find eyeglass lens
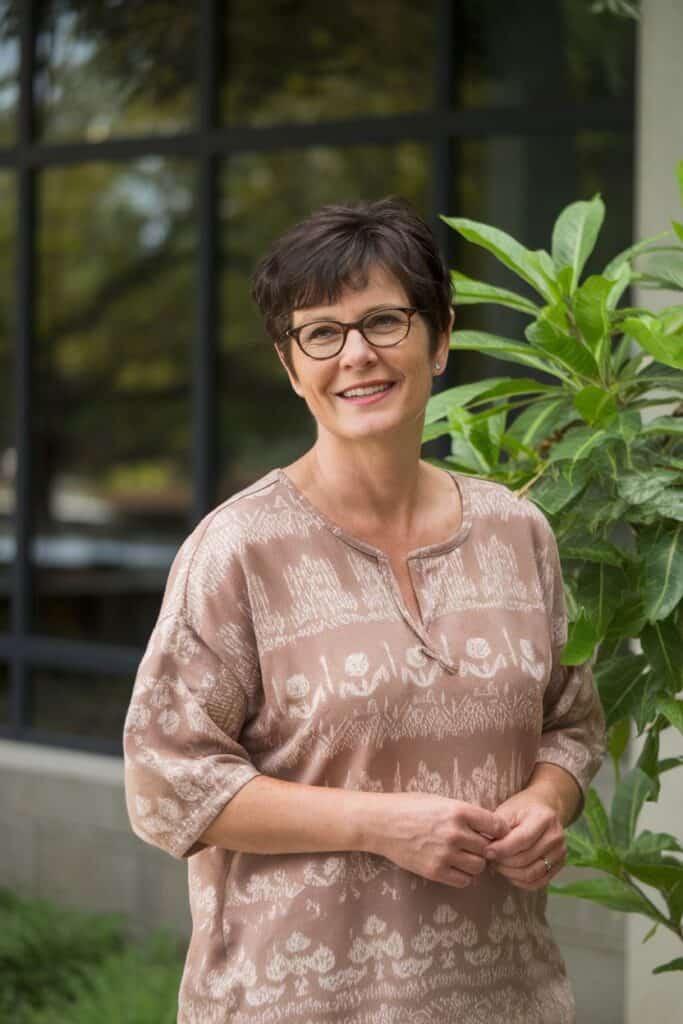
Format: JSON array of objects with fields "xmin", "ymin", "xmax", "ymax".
[{"xmin": 298, "ymin": 308, "xmax": 411, "ymax": 357}]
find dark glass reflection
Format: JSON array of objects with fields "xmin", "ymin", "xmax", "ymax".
[
  {"xmin": 452, "ymin": 0, "xmax": 635, "ymax": 109},
  {"xmin": 35, "ymin": 1, "xmax": 197, "ymax": 141},
  {"xmin": 0, "ymin": 172, "xmax": 14, "ymax": 633},
  {"xmin": 221, "ymin": 0, "xmax": 436, "ymax": 125},
  {"xmin": 218, "ymin": 143, "xmax": 431, "ymax": 496},
  {"xmin": 30, "ymin": 667, "xmax": 131, "ymax": 742},
  {"xmin": 450, "ymin": 131, "xmax": 634, "ymax": 381},
  {"xmin": 0, "ymin": 661, "xmax": 8, "ymax": 721},
  {"xmin": 34, "ymin": 159, "xmax": 196, "ymax": 646},
  {"xmin": 0, "ymin": 2, "xmax": 19, "ymax": 145}
]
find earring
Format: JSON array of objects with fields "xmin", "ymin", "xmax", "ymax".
[{"xmin": 434, "ymin": 362, "xmax": 441, "ymax": 371}]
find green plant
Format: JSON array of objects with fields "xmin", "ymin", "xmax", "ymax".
[
  {"xmin": 20, "ymin": 932, "xmax": 183, "ymax": 1024},
  {"xmin": 0, "ymin": 886, "xmax": 184, "ymax": 1023},
  {"xmin": 426, "ymin": 162, "xmax": 683, "ymax": 974}
]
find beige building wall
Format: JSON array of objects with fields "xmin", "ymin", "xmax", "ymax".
[{"xmin": 627, "ymin": 3, "xmax": 683, "ymax": 1021}]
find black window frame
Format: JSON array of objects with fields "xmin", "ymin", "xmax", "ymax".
[{"xmin": 0, "ymin": 0, "xmax": 635, "ymax": 755}]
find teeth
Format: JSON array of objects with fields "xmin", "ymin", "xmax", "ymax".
[{"xmin": 341, "ymin": 383, "xmax": 393, "ymax": 398}]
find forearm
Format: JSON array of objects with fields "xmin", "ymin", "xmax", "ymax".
[
  {"xmin": 526, "ymin": 762, "xmax": 583, "ymax": 827},
  {"xmin": 197, "ymin": 774, "xmax": 384, "ymax": 855}
]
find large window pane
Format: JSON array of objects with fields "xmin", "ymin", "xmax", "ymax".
[
  {"xmin": 30, "ymin": 667, "xmax": 130, "ymax": 743},
  {"xmin": 221, "ymin": 1, "xmax": 436, "ymax": 126},
  {"xmin": 218, "ymin": 143, "xmax": 431, "ymax": 495},
  {"xmin": 34, "ymin": 159, "xmax": 195, "ymax": 646},
  {"xmin": 450, "ymin": 131, "xmax": 634, "ymax": 382},
  {"xmin": 0, "ymin": 171, "xmax": 14, "ymax": 633},
  {"xmin": 453, "ymin": 0, "xmax": 635, "ymax": 109},
  {"xmin": 35, "ymin": 1, "xmax": 198, "ymax": 141},
  {"xmin": 0, "ymin": 1, "xmax": 19, "ymax": 145}
]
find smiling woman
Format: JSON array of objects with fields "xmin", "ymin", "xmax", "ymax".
[{"xmin": 123, "ymin": 196, "xmax": 606, "ymax": 1024}]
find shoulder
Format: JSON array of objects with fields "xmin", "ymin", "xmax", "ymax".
[
  {"xmin": 458, "ymin": 471, "xmax": 548, "ymax": 532},
  {"xmin": 161, "ymin": 468, "xmax": 286, "ymax": 626}
]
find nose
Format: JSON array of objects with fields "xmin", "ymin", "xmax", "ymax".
[{"xmin": 339, "ymin": 326, "xmax": 379, "ymax": 366}]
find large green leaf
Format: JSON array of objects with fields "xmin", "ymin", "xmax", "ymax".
[
  {"xmin": 526, "ymin": 319, "xmax": 600, "ymax": 379},
  {"xmin": 603, "ymin": 229, "xmax": 675, "ymax": 279},
  {"xmin": 623, "ymin": 857, "xmax": 683, "ymax": 890},
  {"xmin": 546, "ymin": 426, "xmax": 608, "ymax": 464},
  {"xmin": 638, "ymin": 251, "xmax": 683, "ymax": 291},
  {"xmin": 529, "ymin": 460, "xmax": 593, "ymax": 513},
  {"xmin": 595, "ymin": 653, "xmax": 649, "ymax": 727},
  {"xmin": 548, "ymin": 877, "xmax": 656, "ymax": 915},
  {"xmin": 611, "ymin": 766, "xmax": 656, "ymax": 850},
  {"xmin": 573, "ymin": 385, "xmax": 618, "ymax": 427},
  {"xmin": 558, "ymin": 533, "xmax": 629, "ymax": 568},
  {"xmin": 440, "ymin": 216, "xmax": 557, "ymax": 301},
  {"xmin": 641, "ymin": 415, "xmax": 683, "ymax": 437},
  {"xmin": 583, "ymin": 787, "xmax": 613, "ymax": 848},
  {"xmin": 640, "ymin": 620, "xmax": 683, "ymax": 693},
  {"xmin": 449, "ymin": 330, "xmax": 566, "ymax": 378},
  {"xmin": 656, "ymin": 697, "xmax": 683, "ymax": 736},
  {"xmin": 638, "ymin": 523, "xmax": 683, "ymax": 621},
  {"xmin": 563, "ymin": 608, "xmax": 600, "ymax": 664},
  {"xmin": 653, "ymin": 958, "xmax": 683, "ymax": 974},
  {"xmin": 449, "ymin": 270, "xmax": 540, "ymax": 314},
  {"xmin": 506, "ymin": 398, "xmax": 576, "ymax": 447},
  {"xmin": 629, "ymin": 830, "xmax": 683, "ymax": 857},
  {"xmin": 551, "ymin": 195, "xmax": 605, "ymax": 293},
  {"xmin": 425, "ymin": 379, "xmax": 514, "ymax": 424},
  {"xmin": 623, "ymin": 317, "xmax": 683, "ymax": 369},
  {"xmin": 617, "ymin": 468, "xmax": 680, "ymax": 506}
]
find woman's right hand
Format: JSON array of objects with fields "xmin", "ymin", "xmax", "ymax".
[{"xmin": 367, "ymin": 792, "xmax": 510, "ymax": 888}]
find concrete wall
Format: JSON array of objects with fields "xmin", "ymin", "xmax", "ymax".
[
  {"xmin": 627, "ymin": 2, "xmax": 683, "ymax": 1020},
  {"xmin": 1, "ymin": 738, "xmax": 624, "ymax": 1022}
]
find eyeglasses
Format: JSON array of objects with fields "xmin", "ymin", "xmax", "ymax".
[{"xmin": 283, "ymin": 306, "xmax": 426, "ymax": 360}]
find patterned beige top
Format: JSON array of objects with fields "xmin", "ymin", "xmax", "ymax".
[{"xmin": 123, "ymin": 466, "xmax": 606, "ymax": 1024}]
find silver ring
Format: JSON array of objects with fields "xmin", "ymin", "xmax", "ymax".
[{"xmin": 543, "ymin": 856, "xmax": 553, "ymax": 873}]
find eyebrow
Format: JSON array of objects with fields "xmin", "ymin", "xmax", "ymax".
[{"xmin": 294, "ymin": 302, "xmax": 403, "ymax": 324}]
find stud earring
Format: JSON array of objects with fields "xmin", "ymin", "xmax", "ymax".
[{"xmin": 434, "ymin": 362, "xmax": 441, "ymax": 371}]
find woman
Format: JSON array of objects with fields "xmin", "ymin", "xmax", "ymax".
[{"xmin": 123, "ymin": 196, "xmax": 606, "ymax": 1024}]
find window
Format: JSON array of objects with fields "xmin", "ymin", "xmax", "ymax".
[{"xmin": 0, "ymin": 1, "xmax": 636, "ymax": 754}]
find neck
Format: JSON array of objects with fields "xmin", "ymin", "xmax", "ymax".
[{"xmin": 299, "ymin": 432, "xmax": 430, "ymax": 536}]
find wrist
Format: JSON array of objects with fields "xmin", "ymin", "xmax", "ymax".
[
  {"xmin": 526, "ymin": 763, "xmax": 581, "ymax": 828},
  {"xmin": 354, "ymin": 791, "xmax": 393, "ymax": 857}
]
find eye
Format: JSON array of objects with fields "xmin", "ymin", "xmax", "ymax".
[
  {"xmin": 309, "ymin": 325, "xmax": 336, "ymax": 339},
  {"xmin": 365, "ymin": 311, "xmax": 402, "ymax": 330}
]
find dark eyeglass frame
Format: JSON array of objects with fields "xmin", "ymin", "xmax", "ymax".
[{"xmin": 282, "ymin": 306, "xmax": 427, "ymax": 360}]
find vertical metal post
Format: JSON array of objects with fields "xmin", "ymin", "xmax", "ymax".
[
  {"xmin": 430, "ymin": 0, "xmax": 456, "ymax": 461},
  {"xmin": 194, "ymin": 0, "xmax": 219, "ymax": 522},
  {"xmin": 11, "ymin": 0, "xmax": 37, "ymax": 737}
]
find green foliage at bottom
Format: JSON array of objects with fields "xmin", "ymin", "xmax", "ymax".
[{"xmin": 0, "ymin": 887, "xmax": 184, "ymax": 1024}]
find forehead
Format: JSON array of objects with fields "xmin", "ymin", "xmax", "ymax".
[{"xmin": 291, "ymin": 264, "xmax": 410, "ymax": 325}]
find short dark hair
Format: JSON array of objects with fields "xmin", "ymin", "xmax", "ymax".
[{"xmin": 250, "ymin": 196, "xmax": 454, "ymax": 375}]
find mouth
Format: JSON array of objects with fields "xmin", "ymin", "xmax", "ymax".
[{"xmin": 335, "ymin": 381, "xmax": 398, "ymax": 405}]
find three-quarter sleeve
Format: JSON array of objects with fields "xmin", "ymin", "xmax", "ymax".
[
  {"xmin": 123, "ymin": 526, "xmax": 263, "ymax": 860},
  {"xmin": 534, "ymin": 512, "xmax": 607, "ymax": 824}
]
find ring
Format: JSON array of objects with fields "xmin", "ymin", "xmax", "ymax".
[{"xmin": 543, "ymin": 856, "xmax": 553, "ymax": 873}]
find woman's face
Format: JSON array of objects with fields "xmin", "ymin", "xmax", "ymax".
[{"xmin": 276, "ymin": 263, "xmax": 453, "ymax": 444}]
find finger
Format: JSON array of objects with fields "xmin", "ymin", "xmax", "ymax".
[
  {"xmin": 490, "ymin": 834, "xmax": 565, "ymax": 870},
  {"xmin": 443, "ymin": 866, "xmax": 475, "ymax": 888},
  {"xmin": 485, "ymin": 818, "xmax": 549, "ymax": 859},
  {"xmin": 490, "ymin": 856, "xmax": 564, "ymax": 888},
  {"xmin": 450, "ymin": 850, "xmax": 487, "ymax": 875},
  {"xmin": 463, "ymin": 805, "xmax": 510, "ymax": 841}
]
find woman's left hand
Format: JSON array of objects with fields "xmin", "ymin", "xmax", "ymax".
[{"xmin": 482, "ymin": 790, "xmax": 567, "ymax": 890}]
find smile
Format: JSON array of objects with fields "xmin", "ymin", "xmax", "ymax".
[{"xmin": 336, "ymin": 381, "xmax": 397, "ymax": 405}]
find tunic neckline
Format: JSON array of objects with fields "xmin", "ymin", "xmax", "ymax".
[{"xmin": 275, "ymin": 465, "xmax": 472, "ymax": 562}]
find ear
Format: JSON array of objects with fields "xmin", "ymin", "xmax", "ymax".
[
  {"xmin": 274, "ymin": 343, "xmax": 304, "ymax": 396},
  {"xmin": 433, "ymin": 307, "xmax": 454, "ymax": 374}
]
